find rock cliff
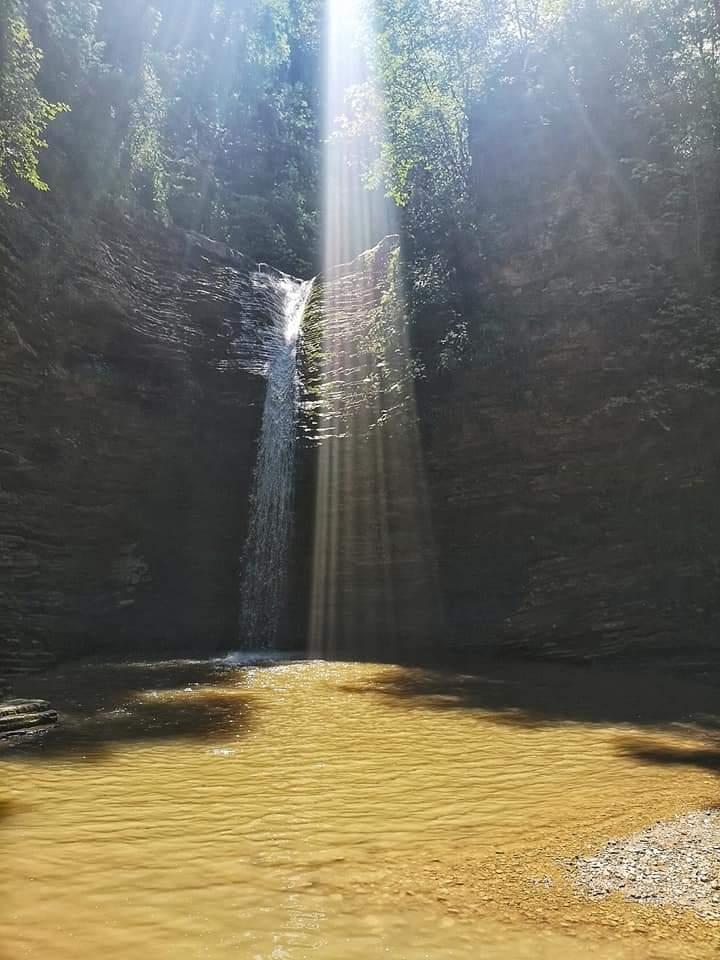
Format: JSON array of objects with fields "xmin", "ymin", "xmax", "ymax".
[{"xmin": 0, "ymin": 194, "xmax": 278, "ymax": 690}]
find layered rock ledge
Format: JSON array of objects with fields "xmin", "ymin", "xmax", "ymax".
[{"xmin": 0, "ymin": 699, "xmax": 58, "ymax": 737}]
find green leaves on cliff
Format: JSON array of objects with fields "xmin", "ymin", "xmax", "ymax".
[
  {"xmin": 335, "ymin": 0, "xmax": 720, "ymax": 364},
  {"xmin": 0, "ymin": 9, "xmax": 69, "ymax": 200},
  {"xmin": 360, "ymin": 0, "xmax": 497, "ymax": 208},
  {"xmin": 4, "ymin": 0, "xmax": 720, "ymax": 299},
  {"xmin": 0, "ymin": 0, "xmax": 321, "ymax": 273}
]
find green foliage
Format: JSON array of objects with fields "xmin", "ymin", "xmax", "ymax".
[
  {"xmin": 363, "ymin": 0, "xmax": 497, "ymax": 207},
  {"xmin": 0, "ymin": 0, "xmax": 321, "ymax": 271},
  {"xmin": 0, "ymin": 9, "xmax": 69, "ymax": 200},
  {"xmin": 127, "ymin": 59, "xmax": 169, "ymax": 212},
  {"xmin": 335, "ymin": 0, "xmax": 720, "ymax": 364},
  {"xmin": 4, "ymin": 0, "xmax": 720, "ymax": 314}
]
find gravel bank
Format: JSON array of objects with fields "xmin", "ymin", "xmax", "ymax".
[{"xmin": 574, "ymin": 810, "xmax": 720, "ymax": 920}]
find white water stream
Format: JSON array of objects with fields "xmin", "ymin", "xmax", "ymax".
[{"xmin": 239, "ymin": 275, "xmax": 313, "ymax": 647}]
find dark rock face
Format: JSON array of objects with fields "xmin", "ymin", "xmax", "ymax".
[
  {"xmin": 4, "ymin": 192, "xmax": 720, "ymax": 680},
  {"xmin": 0, "ymin": 196, "xmax": 274, "ymax": 690},
  {"xmin": 418, "ymin": 295, "xmax": 720, "ymax": 662},
  {"xmin": 296, "ymin": 239, "xmax": 442, "ymax": 661},
  {"xmin": 298, "ymin": 237, "xmax": 720, "ymax": 664},
  {"xmin": 428, "ymin": 79, "xmax": 720, "ymax": 661}
]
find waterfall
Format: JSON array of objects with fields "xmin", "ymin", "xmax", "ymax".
[{"xmin": 239, "ymin": 274, "xmax": 313, "ymax": 648}]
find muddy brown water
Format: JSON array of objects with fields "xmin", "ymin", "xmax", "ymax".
[{"xmin": 2, "ymin": 656, "xmax": 719, "ymax": 959}]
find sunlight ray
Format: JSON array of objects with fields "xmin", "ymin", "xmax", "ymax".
[{"xmin": 309, "ymin": 0, "xmax": 441, "ymax": 660}]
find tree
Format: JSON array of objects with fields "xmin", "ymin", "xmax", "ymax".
[
  {"xmin": 0, "ymin": 0, "xmax": 324, "ymax": 270},
  {"xmin": 0, "ymin": 4, "xmax": 68, "ymax": 200}
]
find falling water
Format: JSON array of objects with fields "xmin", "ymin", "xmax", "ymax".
[{"xmin": 239, "ymin": 274, "xmax": 313, "ymax": 648}]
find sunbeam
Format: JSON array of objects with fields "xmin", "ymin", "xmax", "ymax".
[{"xmin": 309, "ymin": 0, "xmax": 442, "ymax": 660}]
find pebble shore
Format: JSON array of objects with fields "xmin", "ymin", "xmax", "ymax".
[{"xmin": 574, "ymin": 810, "xmax": 720, "ymax": 920}]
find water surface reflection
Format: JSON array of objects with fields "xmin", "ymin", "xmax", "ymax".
[{"xmin": 2, "ymin": 657, "xmax": 718, "ymax": 959}]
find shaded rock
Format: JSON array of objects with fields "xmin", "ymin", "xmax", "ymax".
[
  {"xmin": 0, "ymin": 699, "xmax": 58, "ymax": 736},
  {"xmin": 0, "ymin": 194, "xmax": 290, "ymax": 690}
]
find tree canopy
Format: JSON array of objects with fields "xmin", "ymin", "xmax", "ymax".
[
  {"xmin": 1, "ymin": 0, "xmax": 322, "ymax": 274},
  {"xmin": 2, "ymin": 0, "xmax": 720, "ymax": 325},
  {"xmin": 0, "ymin": 4, "xmax": 68, "ymax": 201}
]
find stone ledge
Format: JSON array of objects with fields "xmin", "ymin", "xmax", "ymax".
[{"xmin": 0, "ymin": 699, "xmax": 58, "ymax": 737}]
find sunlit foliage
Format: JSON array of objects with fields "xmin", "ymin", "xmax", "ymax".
[
  {"xmin": 0, "ymin": 5, "xmax": 69, "ymax": 200},
  {"xmin": 4, "ymin": 0, "xmax": 720, "ymax": 297},
  {"xmin": 1, "ymin": 0, "xmax": 321, "ymax": 273},
  {"xmin": 331, "ymin": 0, "xmax": 720, "ymax": 363}
]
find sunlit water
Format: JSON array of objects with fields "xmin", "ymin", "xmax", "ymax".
[{"xmin": 2, "ymin": 657, "xmax": 719, "ymax": 959}]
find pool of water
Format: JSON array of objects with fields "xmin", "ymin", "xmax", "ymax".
[{"xmin": 2, "ymin": 656, "xmax": 719, "ymax": 959}]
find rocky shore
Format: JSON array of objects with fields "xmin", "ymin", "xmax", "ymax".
[{"xmin": 574, "ymin": 810, "xmax": 720, "ymax": 920}]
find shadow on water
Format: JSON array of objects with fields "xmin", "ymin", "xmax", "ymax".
[
  {"xmin": 619, "ymin": 732, "xmax": 720, "ymax": 776},
  {"xmin": 0, "ymin": 658, "xmax": 257, "ymax": 762},
  {"xmin": 0, "ymin": 797, "xmax": 17, "ymax": 822},
  {"xmin": 341, "ymin": 655, "xmax": 720, "ymax": 800},
  {"xmin": 339, "ymin": 658, "xmax": 720, "ymax": 732}
]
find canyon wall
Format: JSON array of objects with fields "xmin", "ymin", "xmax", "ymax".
[
  {"xmin": 4, "ymin": 194, "xmax": 720, "ymax": 686},
  {"xmin": 0, "ymin": 195, "xmax": 273, "ymax": 691},
  {"xmin": 300, "ymin": 237, "xmax": 720, "ymax": 665},
  {"xmin": 298, "ymin": 239, "xmax": 442, "ymax": 661},
  {"xmin": 419, "ymin": 305, "xmax": 720, "ymax": 662}
]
